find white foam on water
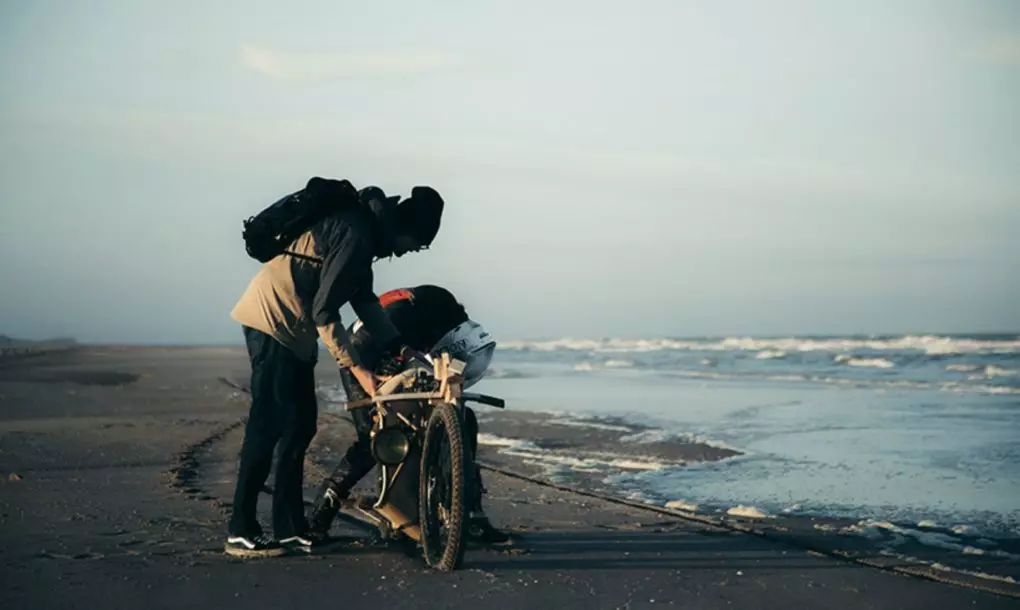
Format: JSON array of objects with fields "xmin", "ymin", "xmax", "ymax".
[
  {"xmin": 967, "ymin": 365, "xmax": 1020, "ymax": 380},
  {"xmin": 947, "ymin": 384, "xmax": 1020, "ymax": 395},
  {"xmin": 667, "ymin": 369, "xmax": 1020, "ymax": 395},
  {"xmin": 507, "ymin": 450, "xmax": 672, "ymax": 473},
  {"xmin": 478, "ymin": 432, "xmax": 675, "ymax": 474},
  {"xmin": 573, "ymin": 359, "xmax": 635, "ymax": 371},
  {"xmin": 756, "ymin": 350, "xmax": 787, "ymax": 360},
  {"xmin": 947, "ymin": 364, "xmax": 981, "ymax": 373},
  {"xmin": 834, "ymin": 354, "xmax": 896, "ymax": 369},
  {"xmin": 545, "ymin": 418, "xmax": 634, "ymax": 432},
  {"xmin": 665, "ymin": 499, "xmax": 699, "ymax": 512},
  {"xmin": 619, "ymin": 429, "xmax": 683, "ymax": 444},
  {"xmin": 928, "ymin": 563, "xmax": 1018, "ymax": 585},
  {"xmin": 917, "ymin": 520, "xmax": 939, "ymax": 528},
  {"xmin": 840, "ymin": 519, "xmax": 1020, "ymax": 559},
  {"xmin": 727, "ymin": 505, "xmax": 769, "ymax": 519},
  {"xmin": 477, "ymin": 433, "xmax": 542, "ymax": 451},
  {"xmin": 766, "ymin": 374, "xmax": 812, "ymax": 382},
  {"xmin": 695, "ymin": 436, "xmax": 746, "ymax": 454}
]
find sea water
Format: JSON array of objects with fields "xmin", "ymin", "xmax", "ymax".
[{"xmin": 473, "ymin": 334, "xmax": 1020, "ymax": 538}]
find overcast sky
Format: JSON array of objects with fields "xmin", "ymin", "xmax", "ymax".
[{"xmin": 1, "ymin": 0, "xmax": 1018, "ymax": 343}]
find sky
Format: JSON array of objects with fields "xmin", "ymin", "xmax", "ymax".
[{"xmin": 1, "ymin": 0, "xmax": 1018, "ymax": 344}]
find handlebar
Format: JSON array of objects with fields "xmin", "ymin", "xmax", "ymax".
[
  {"xmin": 345, "ymin": 390, "xmax": 506, "ymax": 410},
  {"xmin": 343, "ymin": 355, "xmax": 505, "ymax": 411},
  {"xmin": 461, "ymin": 392, "xmax": 505, "ymax": 408}
]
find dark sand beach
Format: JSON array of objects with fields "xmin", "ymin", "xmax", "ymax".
[{"xmin": 1, "ymin": 346, "xmax": 1017, "ymax": 609}]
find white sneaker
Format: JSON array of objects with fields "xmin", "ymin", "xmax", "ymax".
[{"xmin": 224, "ymin": 534, "xmax": 285, "ymax": 558}]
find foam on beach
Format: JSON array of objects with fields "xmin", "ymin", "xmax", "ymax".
[
  {"xmin": 665, "ymin": 499, "xmax": 699, "ymax": 512},
  {"xmin": 726, "ymin": 505, "xmax": 770, "ymax": 519},
  {"xmin": 478, "ymin": 432, "xmax": 675, "ymax": 475},
  {"xmin": 840, "ymin": 519, "xmax": 1020, "ymax": 560}
]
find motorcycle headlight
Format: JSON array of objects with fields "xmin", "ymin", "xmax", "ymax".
[{"xmin": 371, "ymin": 428, "xmax": 410, "ymax": 466}]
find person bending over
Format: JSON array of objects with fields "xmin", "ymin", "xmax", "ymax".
[
  {"xmin": 226, "ymin": 182, "xmax": 444, "ymax": 557},
  {"xmin": 308, "ymin": 284, "xmax": 511, "ymax": 543}
]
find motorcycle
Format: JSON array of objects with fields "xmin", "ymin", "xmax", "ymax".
[{"xmin": 340, "ymin": 351, "xmax": 505, "ymax": 571}]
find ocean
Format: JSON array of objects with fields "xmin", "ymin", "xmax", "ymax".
[
  {"xmin": 317, "ymin": 331, "xmax": 1020, "ymax": 576},
  {"xmin": 472, "ymin": 333, "xmax": 1020, "ymax": 539}
]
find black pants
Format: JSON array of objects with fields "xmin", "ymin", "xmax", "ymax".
[
  {"xmin": 228, "ymin": 326, "xmax": 318, "ymax": 538},
  {"xmin": 329, "ymin": 368, "xmax": 485, "ymax": 512}
]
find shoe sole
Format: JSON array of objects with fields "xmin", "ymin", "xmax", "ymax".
[
  {"xmin": 223, "ymin": 544, "xmax": 286, "ymax": 558},
  {"xmin": 284, "ymin": 538, "xmax": 345, "ymax": 555}
]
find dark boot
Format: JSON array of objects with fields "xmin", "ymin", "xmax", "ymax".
[
  {"xmin": 308, "ymin": 445, "xmax": 375, "ymax": 534},
  {"xmin": 308, "ymin": 477, "xmax": 347, "ymax": 534},
  {"xmin": 464, "ymin": 463, "xmax": 512, "ymax": 544},
  {"xmin": 466, "ymin": 513, "xmax": 512, "ymax": 544}
]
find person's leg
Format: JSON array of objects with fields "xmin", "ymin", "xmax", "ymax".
[
  {"xmin": 309, "ymin": 368, "xmax": 378, "ymax": 533},
  {"xmin": 272, "ymin": 355, "xmax": 318, "ymax": 541},
  {"xmin": 225, "ymin": 326, "xmax": 288, "ymax": 557},
  {"xmin": 462, "ymin": 406, "xmax": 512, "ymax": 543},
  {"xmin": 461, "ymin": 405, "xmax": 484, "ymax": 513}
]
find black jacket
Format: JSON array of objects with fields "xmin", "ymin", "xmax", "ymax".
[
  {"xmin": 230, "ymin": 183, "xmax": 401, "ymax": 366},
  {"xmin": 349, "ymin": 285, "xmax": 469, "ymax": 369}
]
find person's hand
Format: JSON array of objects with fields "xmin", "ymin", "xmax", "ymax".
[
  {"xmin": 349, "ymin": 364, "xmax": 380, "ymax": 397},
  {"xmin": 400, "ymin": 346, "xmax": 432, "ymax": 368}
]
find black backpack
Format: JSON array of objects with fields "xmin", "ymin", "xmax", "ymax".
[{"xmin": 241, "ymin": 177, "xmax": 360, "ymax": 263}]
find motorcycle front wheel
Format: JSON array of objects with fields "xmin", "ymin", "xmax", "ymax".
[{"xmin": 418, "ymin": 403, "xmax": 466, "ymax": 571}]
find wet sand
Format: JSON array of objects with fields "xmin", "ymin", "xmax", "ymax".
[{"xmin": 1, "ymin": 346, "xmax": 1017, "ymax": 608}]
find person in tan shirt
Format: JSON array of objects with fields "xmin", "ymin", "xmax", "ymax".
[{"xmin": 224, "ymin": 180, "xmax": 444, "ymax": 558}]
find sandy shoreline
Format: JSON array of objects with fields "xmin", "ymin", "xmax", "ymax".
[{"xmin": 1, "ymin": 346, "xmax": 1018, "ymax": 608}]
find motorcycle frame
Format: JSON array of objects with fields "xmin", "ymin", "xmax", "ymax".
[{"xmin": 343, "ymin": 354, "xmax": 469, "ymax": 543}]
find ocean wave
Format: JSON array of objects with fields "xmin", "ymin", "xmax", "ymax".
[
  {"xmin": 971, "ymin": 366, "xmax": 1019, "ymax": 379},
  {"xmin": 499, "ymin": 335, "xmax": 1020, "ymax": 356},
  {"xmin": 946, "ymin": 364, "xmax": 1019, "ymax": 379},
  {"xmin": 834, "ymin": 354, "xmax": 896, "ymax": 369},
  {"xmin": 573, "ymin": 359, "xmax": 635, "ymax": 371},
  {"xmin": 946, "ymin": 364, "xmax": 982, "ymax": 373},
  {"xmin": 665, "ymin": 369, "xmax": 1020, "ymax": 395},
  {"xmin": 756, "ymin": 350, "xmax": 787, "ymax": 360}
]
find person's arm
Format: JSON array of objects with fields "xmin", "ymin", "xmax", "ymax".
[
  {"xmin": 350, "ymin": 278, "xmax": 402, "ymax": 358},
  {"xmin": 311, "ymin": 227, "xmax": 371, "ymax": 370}
]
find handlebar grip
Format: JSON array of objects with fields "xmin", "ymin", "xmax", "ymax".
[{"xmin": 462, "ymin": 392, "xmax": 505, "ymax": 408}]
